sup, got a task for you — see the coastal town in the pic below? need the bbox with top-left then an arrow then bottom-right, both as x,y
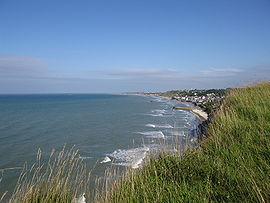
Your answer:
141,89 -> 227,114
161,89 -> 226,113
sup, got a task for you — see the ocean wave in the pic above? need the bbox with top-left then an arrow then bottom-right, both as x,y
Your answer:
151,109 -> 167,114
108,147 -> 150,169
100,156 -> 111,163
138,131 -> 166,139
145,124 -> 173,129
156,124 -> 173,128
79,156 -> 93,160
145,124 -> 156,128
175,132 -> 186,137
168,130 -> 186,137
147,113 -> 164,117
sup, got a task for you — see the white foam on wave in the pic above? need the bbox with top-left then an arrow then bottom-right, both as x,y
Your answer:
79,156 -> 93,160
131,157 -> 145,169
151,109 -> 166,114
137,113 -> 164,117
100,156 -> 111,163
157,124 -> 173,128
108,147 -> 150,169
152,98 -> 164,103
146,124 -> 156,128
168,131 -> 186,137
147,113 -> 164,117
138,131 -> 166,139
146,124 -> 173,129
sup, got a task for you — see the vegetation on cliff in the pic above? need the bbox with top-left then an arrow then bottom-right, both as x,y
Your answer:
160,88 -> 227,98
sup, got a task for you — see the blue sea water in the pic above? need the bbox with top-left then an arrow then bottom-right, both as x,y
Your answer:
0,94 -> 199,198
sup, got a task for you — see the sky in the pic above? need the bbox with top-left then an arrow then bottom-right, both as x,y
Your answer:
0,0 -> 270,93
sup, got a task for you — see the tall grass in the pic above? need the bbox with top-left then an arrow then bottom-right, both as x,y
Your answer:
8,147 -> 90,203
96,82 -> 270,202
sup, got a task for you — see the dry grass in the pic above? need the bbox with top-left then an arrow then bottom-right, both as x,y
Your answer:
8,147 -> 90,203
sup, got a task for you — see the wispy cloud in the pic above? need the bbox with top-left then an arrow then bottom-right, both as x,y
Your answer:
1,55 -> 269,93
200,68 -> 244,75
0,55 -> 46,78
106,68 -> 177,76
88,68 -> 181,80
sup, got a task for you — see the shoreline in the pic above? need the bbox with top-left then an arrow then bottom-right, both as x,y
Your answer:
191,109 -> 208,121
154,94 -> 209,121
155,94 -> 209,139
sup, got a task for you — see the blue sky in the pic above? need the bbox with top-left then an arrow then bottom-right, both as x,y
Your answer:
0,0 -> 270,93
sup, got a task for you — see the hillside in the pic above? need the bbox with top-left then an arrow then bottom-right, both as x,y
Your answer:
97,82 -> 270,202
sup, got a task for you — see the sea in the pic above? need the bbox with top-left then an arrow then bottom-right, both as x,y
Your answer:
0,94 -> 199,199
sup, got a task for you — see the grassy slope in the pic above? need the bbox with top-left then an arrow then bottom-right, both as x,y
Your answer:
99,82 -> 270,203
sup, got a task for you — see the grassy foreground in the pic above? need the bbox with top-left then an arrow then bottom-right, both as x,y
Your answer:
97,82 -> 270,203
6,147 -> 89,203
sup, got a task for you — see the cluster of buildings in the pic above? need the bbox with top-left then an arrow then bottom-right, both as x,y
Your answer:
170,91 -> 226,111
129,89 -> 226,113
